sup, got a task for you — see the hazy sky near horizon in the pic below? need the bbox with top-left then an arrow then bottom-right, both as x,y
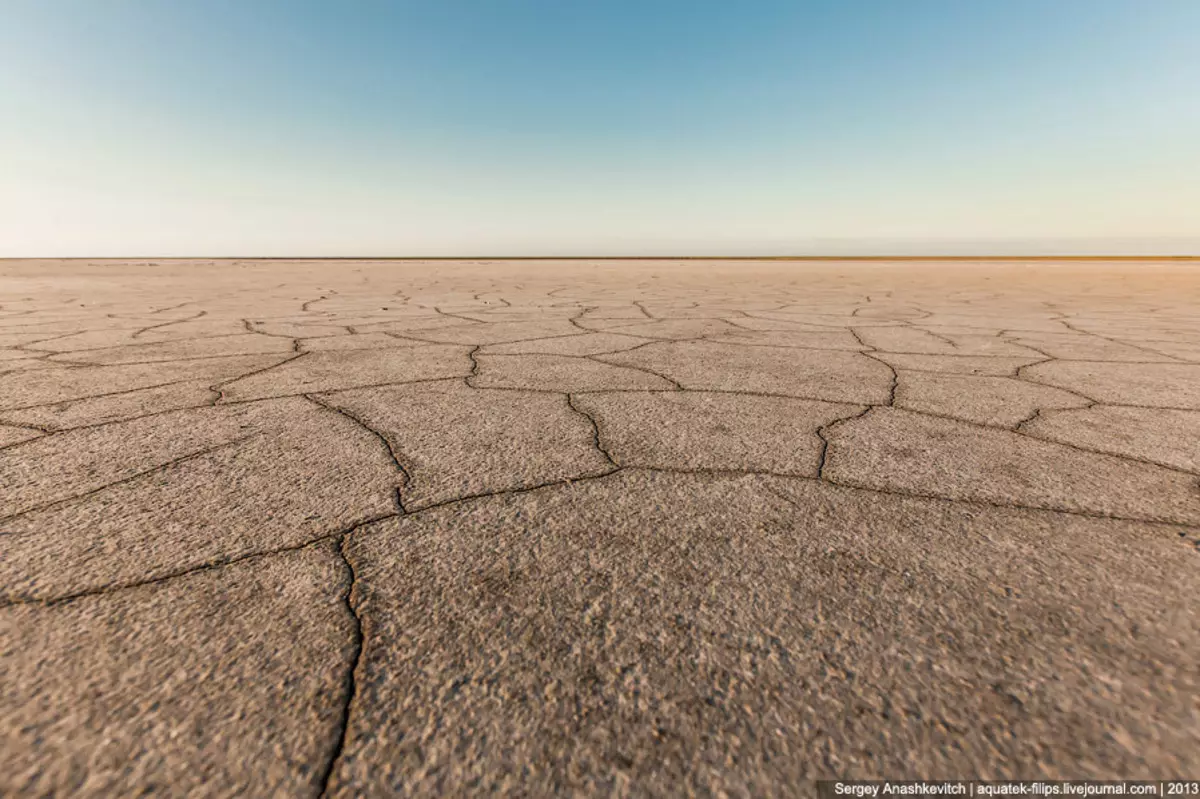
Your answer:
2,0 -> 1198,256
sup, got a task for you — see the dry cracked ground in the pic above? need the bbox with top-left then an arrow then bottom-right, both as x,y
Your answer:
2,258 -> 1199,796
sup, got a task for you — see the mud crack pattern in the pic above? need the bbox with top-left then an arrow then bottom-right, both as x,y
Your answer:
3,258 -> 1199,796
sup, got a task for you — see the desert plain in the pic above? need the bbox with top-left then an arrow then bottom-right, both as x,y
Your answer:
1,257 -> 1198,796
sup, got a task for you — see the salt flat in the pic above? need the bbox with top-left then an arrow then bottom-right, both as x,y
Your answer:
2,258 -> 1198,795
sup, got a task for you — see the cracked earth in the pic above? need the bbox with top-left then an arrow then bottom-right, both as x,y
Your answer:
2,258 -> 1199,795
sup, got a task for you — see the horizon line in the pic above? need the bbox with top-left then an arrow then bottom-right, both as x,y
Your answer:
4,255 -> 1199,262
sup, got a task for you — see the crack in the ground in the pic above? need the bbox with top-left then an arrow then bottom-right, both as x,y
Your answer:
316,531 -> 365,799
818,469 -> 1200,526
304,394 -> 411,514
209,352 -> 308,404
632,300 -> 655,319
431,306 -> 487,325
585,353 -> 685,390
465,344 -> 482,386
814,405 -> 874,479
1054,316 -> 1191,363
1014,406 -> 1045,432
368,461 -> 1200,529
28,331 -> 293,359
0,512 -> 398,607
0,375 -> 210,414
404,467 -> 623,514
130,310 -> 207,340
0,434 -> 260,526
10,258 -> 1200,785
565,393 -> 619,468
1009,369 -> 1105,404
45,350 -> 299,369
849,327 -> 900,406
0,377 -> 480,434
879,404 -> 1200,474
0,418 -> 52,435
241,319 -> 304,354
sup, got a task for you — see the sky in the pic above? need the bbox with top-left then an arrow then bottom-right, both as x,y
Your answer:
1,0 -> 1198,256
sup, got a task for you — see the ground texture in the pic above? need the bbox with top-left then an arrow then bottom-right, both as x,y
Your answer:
2,258 -> 1198,796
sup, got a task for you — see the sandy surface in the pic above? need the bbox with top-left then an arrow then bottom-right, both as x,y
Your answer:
2,258 -> 1198,795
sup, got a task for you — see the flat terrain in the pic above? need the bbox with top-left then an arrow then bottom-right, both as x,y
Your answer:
2,258 -> 1198,795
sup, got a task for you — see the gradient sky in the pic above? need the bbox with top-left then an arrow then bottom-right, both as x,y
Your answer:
2,0 -> 1198,256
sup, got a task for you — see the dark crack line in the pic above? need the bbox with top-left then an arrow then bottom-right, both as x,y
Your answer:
317,532 -> 365,799
842,343 -> 1057,359
404,467 -> 623,514
585,353 -> 684,390
0,435 -> 259,526
47,329 -> 288,350
886,376 -> 1197,463
374,460 -> 1200,529
570,336 -> 705,356
45,344 -> 301,368
0,432 -> 47,453
1003,335 -> 1184,365
454,330 -> 595,350
1054,317 -> 1192,363
1009,409 -> 1200,474
615,464 -> 820,481
346,331 -> 441,347
241,319 -> 304,353
0,513 -> 397,608
736,314 -> 856,331
568,305 -> 598,333
301,295 -> 329,312
0,418 -> 52,435
1014,407 -> 1045,432
441,382 -> 885,407
674,336 -> 872,353
884,370 -> 1101,424
565,393 -> 618,468
149,300 -> 199,315
368,331 -> 465,346
8,329 -> 105,350
1004,374 -> 1099,405
130,310 -> 207,340
215,376 -> 469,405
814,405 -> 874,479
818,471 -> 1200,527
1012,357 -> 1056,379
431,306 -> 487,324
848,328 -> 899,406
0,394 -> 216,433
918,327 -> 960,348
469,331 -> 656,358
1010,370 -> 1104,404
872,362 -> 1038,378
473,292 -> 512,308
2,348 -> 63,370
1117,340 -> 1200,363
872,355 -> 899,406
0,376 -> 473,434
209,352 -> 307,404
464,344 -> 482,386
305,394 -> 411,514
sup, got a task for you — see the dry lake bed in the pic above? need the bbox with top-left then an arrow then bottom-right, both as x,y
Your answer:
2,258 -> 1198,795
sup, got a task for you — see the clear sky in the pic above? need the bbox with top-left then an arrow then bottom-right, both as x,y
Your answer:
2,0 -> 1198,256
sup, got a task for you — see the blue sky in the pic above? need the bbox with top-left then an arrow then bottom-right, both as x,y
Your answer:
2,0 -> 1198,255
